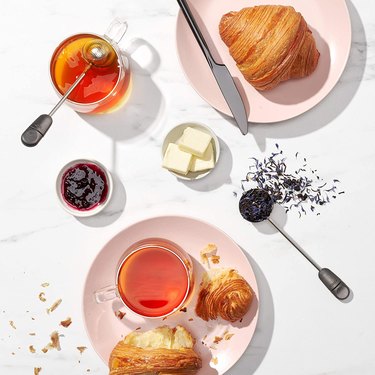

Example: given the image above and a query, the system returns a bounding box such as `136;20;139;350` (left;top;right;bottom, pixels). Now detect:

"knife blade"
177;0;248;135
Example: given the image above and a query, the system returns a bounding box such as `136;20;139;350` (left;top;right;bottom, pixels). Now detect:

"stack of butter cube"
162;127;215;176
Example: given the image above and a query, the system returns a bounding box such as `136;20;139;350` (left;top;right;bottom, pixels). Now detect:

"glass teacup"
94;238;194;319
49;19;131;114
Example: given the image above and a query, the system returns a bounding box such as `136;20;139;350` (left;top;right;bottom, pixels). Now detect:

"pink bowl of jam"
56;159;113;217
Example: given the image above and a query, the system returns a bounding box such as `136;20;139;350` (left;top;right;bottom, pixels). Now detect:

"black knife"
177;0;249;135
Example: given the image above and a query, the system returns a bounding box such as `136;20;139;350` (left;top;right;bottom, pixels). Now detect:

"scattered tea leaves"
242;145;344;217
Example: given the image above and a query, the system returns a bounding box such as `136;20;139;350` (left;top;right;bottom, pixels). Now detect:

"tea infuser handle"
21;68;89;147
268;218;351;301
319;268;350;300
21;114;53;147
94;285;119;304
105;18;128;44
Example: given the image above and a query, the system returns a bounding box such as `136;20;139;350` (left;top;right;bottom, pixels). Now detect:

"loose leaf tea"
239;189;274;222
241;145;344;217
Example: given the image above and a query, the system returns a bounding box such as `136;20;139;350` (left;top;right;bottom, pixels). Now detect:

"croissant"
108;326;202;374
219;5;320;90
195;268;253;323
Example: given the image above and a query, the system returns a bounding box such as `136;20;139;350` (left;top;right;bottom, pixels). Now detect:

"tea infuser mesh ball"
82;39;116;67
21;39;116;147
239;188;350;300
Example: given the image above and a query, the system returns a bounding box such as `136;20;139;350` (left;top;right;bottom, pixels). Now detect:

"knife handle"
176;0;214;66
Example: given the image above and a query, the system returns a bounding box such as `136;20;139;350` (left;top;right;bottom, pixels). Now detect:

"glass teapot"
50;18;131;114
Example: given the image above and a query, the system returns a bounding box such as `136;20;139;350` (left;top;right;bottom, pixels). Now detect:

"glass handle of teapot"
105;18;128;44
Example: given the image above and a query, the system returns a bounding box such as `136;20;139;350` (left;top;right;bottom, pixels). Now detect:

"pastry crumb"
46;299;62;314
9;321;16;330
180;307;187;313
34;368;42;375
211;357;219;365
38;292;46;302
115;310;126;320
211;255;221;264
224;333;234;341
51;331;61;350
42;331;61;352
188;318;194;321
29;333;36;336
60;317;72;328
41;283;49;287
29;345;36;354
213;336;223;344
200;243;218;265
77;346;87;354
135;327;141;331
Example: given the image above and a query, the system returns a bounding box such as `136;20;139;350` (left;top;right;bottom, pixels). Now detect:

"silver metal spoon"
21;39;116;147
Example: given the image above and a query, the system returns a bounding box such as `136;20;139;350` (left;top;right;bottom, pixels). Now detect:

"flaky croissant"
109;326;202;375
219;5;320;90
195;268;253;323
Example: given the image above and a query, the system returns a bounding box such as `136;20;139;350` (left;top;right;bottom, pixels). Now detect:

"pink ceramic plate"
83;216;259;374
176;0;351;123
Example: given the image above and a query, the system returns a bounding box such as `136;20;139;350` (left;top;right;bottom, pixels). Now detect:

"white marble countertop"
1;0;374;374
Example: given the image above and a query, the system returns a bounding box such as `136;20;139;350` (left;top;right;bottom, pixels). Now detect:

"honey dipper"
239;188;350;300
21;39;116;147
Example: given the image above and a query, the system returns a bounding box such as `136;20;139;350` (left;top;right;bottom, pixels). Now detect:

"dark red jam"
61;163;108;211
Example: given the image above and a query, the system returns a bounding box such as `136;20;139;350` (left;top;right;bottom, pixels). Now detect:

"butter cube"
178;127;212;157
162;143;192;175
190;143;215;172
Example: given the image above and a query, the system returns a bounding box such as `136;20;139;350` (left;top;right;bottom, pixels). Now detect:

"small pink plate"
176;0;351;123
83;215;259;374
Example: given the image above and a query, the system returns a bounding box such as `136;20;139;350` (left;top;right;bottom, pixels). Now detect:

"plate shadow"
180;138;233;191
77;172;126;227
232;249;275;375
249;0;367;150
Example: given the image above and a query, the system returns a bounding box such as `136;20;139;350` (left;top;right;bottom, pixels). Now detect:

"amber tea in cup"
95;238;194;318
50;20;131;114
